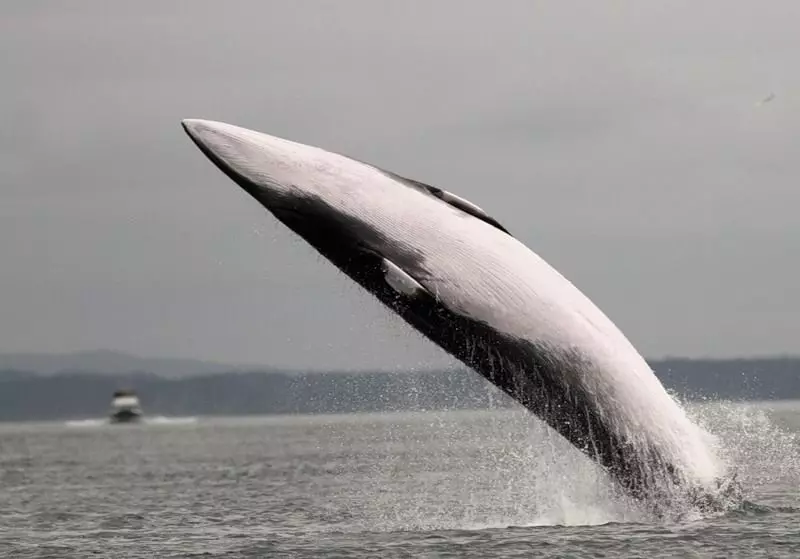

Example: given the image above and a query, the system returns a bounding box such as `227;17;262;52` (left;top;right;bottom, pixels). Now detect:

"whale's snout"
181;118;242;164
181;118;260;153
181;118;391;256
180;118;206;139
182;118;322;205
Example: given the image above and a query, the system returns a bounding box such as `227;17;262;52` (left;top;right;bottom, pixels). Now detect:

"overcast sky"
1;1;798;369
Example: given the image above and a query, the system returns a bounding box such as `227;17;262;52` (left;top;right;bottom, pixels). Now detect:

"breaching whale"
181;119;733;513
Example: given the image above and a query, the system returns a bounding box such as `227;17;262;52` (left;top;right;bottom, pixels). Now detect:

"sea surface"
1;401;799;558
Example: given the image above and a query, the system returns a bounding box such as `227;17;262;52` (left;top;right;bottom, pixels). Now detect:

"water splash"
323;398;799;532
688;400;800;508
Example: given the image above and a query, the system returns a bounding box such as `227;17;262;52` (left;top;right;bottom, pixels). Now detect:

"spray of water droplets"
313;393;800;532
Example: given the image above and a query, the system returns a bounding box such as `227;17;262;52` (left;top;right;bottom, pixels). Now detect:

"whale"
181;118;733;513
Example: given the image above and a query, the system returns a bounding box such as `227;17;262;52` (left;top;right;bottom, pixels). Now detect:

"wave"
64;418;107;427
64;416;198;427
146;415;198;425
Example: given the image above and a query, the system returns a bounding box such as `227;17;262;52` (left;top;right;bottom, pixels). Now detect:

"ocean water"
1;401;798;558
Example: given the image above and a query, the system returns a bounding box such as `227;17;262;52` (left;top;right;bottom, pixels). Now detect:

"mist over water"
4;399;798;557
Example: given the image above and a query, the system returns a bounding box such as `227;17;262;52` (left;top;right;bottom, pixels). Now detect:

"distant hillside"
656;356;800;400
0;350;247;378
1;356;799;421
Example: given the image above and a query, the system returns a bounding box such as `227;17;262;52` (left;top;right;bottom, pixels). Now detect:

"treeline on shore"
0;357;798;421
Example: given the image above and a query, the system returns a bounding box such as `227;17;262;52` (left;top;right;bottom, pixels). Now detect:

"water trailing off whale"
181;118;732;513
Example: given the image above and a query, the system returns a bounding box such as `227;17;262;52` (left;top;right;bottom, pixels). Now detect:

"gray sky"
1;1;798;369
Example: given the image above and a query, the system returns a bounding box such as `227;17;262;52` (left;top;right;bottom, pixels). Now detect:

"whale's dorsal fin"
381;258;431;298
428;188;510;235
376;168;512;235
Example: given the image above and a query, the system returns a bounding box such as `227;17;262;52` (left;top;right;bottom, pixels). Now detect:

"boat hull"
109;409;143;424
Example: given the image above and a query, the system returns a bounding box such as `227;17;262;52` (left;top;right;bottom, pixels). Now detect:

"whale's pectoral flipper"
379;170;511;235
381;258;431;297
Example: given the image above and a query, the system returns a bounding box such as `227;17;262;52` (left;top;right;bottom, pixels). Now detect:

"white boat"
109;389;144;423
